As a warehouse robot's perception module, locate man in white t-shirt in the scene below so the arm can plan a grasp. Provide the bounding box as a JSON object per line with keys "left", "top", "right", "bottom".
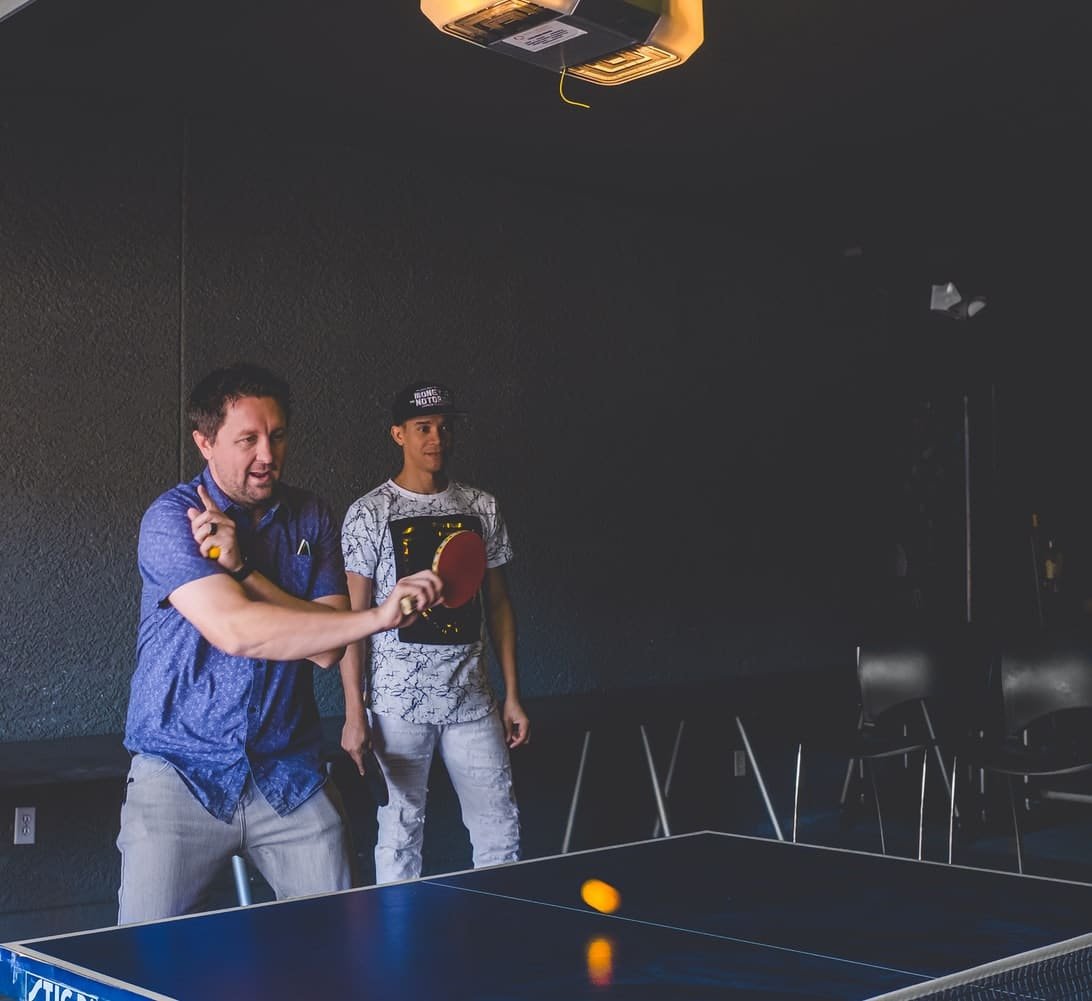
{"left": 340, "top": 381, "right": 530, "bottom": 882}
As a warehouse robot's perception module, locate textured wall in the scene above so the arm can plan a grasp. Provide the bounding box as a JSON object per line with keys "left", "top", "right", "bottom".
{"left": 1, "top": 108, "right": 906, "bottom": 744}
{"left": 0, "top": 106, "right": 181, "bottom": 740}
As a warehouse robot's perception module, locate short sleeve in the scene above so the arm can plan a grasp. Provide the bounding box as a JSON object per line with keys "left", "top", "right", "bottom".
{"left": 308, "top": 499, "right": 349, "bottom": 599}
{"left": 484, "top": 497, "right": 514, "bottom": 569}
{"left": 342, "top": 497, "right": 381, "bottom": 580}
{"left": 138, "top": 489, "right": 218, "bottom": 605}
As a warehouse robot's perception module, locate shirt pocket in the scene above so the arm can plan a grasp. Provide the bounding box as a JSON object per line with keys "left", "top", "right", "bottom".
{"left": 283, "top": 554, "right": 315, "bottom": 598}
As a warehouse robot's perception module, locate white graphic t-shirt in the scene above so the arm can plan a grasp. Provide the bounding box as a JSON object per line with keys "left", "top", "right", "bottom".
{"left": 341, "top": 480, "right": 513, "bottom": 724}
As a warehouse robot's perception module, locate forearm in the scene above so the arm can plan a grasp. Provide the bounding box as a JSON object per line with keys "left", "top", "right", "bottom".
{"left": 240, "top": 571, "right": 346, "bottom": 667}
{"left": 212, "top": 600, "right": 390, "bottom": 663}
{"left": 487, "top": 590, "right": 530, "bottom": 747}
{"left": 486, "top": 594, "right": 520, "bottom": 699}
{"left": 339, "top": 639, "right": 369, "bottom": 723}
{"left": 341, "top": 571, "right": 375, "bottom": 717}
{"left": 482, "top": 568, "right": 520, "bottom": 697}
{"left": 169, "top": 572, "right": 439, "bottom": 664}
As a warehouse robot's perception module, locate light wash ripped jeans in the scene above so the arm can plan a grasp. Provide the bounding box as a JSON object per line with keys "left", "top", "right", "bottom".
{"left": 371, "top": 707, "right": 521, "bottom": 883}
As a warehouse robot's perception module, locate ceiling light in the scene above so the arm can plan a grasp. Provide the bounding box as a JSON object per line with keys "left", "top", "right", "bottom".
{"left": 0, "top": 0, "right": 38, "bottom": 24}
{"left": 421, "top": 0, "right": 703, "bottom": 86}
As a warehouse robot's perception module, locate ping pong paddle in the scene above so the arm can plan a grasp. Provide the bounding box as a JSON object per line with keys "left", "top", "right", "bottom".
{"left": 361, "top": 745, "right": 389, "bottom": 807}
{"left": 400, "top": 529, "right": 486, "bottom": 616}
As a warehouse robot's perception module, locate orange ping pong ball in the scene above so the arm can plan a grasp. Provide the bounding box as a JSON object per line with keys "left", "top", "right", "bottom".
{"left": 580, "top": 878, "right": 621, "bottom": 914}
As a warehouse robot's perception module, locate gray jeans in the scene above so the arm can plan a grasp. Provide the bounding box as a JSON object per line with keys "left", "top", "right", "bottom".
{"left": 372, "top": 708, "right": 521, "bottom": 883}
{"left": 116, "top": 753, "right": 352, "bottom": 923}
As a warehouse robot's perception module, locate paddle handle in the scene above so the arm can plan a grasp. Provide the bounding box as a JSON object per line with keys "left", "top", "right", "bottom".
{"left": 399, "top": 596, "right": 416, "bottom": 616}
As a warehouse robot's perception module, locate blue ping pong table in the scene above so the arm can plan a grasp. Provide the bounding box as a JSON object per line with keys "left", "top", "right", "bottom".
{"left": 4, "top": 830, "right": 1092, "bottom": 1000}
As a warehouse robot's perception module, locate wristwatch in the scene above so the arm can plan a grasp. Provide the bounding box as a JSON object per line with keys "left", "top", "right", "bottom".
{"left": 227, "top": 559, "right": 253, "bottom": 583}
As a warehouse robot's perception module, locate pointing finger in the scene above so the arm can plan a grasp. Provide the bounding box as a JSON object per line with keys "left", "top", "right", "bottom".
{"left": 197, "top": 484, "right": 222, "bottom": 514}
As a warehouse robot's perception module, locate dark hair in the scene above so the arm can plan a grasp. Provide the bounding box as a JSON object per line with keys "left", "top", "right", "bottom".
{"left": 187, "top": 362, "right": 292, "bottom": 441}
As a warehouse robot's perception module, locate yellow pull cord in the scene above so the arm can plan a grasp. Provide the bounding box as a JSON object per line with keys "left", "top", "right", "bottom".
{"left": 559, "top": 67, "right": 591, "bottom": 109}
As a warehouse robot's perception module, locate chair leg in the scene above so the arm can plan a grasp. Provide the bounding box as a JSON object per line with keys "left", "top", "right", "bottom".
{"left": 868, "top": 762, "right": 886, "bottom": 855}
{"left": 839, "top": 711, "right": 864, "bottom": 806}
{"left": 839, "top": 757, "right": 857, "bottom": 806}
{"left": 792, "top": 742, "right": 803, "bottom": 843}
{"left": 948, "top": 755, "right": 958, "bottom": 865}
{"left": 917, "top": 748, "right": 927, "bottom": 861}
{"left": 1007, "top": 775, "right": 1025, "bottom": 874}
{"left": 920, "top": 702, "right": 956, "bottom": 816}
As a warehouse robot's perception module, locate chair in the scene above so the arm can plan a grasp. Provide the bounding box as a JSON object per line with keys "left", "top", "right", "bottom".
{"left": 948, "top": 638, "right": 1092, "bottom": 874}
{"left": 792, "top": 639, "right": 953, "bottom": 859}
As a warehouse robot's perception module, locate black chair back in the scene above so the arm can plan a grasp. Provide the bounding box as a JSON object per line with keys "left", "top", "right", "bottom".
{"left": 1001, "top": 642, "right": 1092, "bottom": 736}
{"left": 858, "top": 641, "right": 947, "bottom": 725}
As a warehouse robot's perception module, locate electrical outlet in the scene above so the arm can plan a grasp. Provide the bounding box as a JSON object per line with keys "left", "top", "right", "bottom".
{"left": 14, "top": 806, "right": 36, "bottom": 845}
{"left": 733, "top": 750, "right": 747, "bottom": 777}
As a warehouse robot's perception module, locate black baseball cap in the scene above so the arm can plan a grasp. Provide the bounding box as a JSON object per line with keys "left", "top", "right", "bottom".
{"left": 391, "top": 381, "right": 468, "bottom": 424}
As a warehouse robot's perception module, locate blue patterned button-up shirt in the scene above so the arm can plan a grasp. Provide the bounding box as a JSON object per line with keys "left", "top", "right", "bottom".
{"left": 124, "top": 468, "right": 348, "bottom": 821}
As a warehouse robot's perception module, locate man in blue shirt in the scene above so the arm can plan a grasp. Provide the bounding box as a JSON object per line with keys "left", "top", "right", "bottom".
{"left": 118, "top": 362, "right": 442, "bottom": 923}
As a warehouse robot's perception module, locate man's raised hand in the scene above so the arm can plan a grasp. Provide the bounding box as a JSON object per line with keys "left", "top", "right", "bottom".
{"left": 187, "top": 484, "right": 242, "bottom": 571}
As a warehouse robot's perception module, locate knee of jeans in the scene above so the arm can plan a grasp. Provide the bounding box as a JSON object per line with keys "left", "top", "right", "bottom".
{"left": 378, "top": 805, "right": 426, "bottom": 846}
{"left": 469, "top": 814, "right": 521, "bottom": 866}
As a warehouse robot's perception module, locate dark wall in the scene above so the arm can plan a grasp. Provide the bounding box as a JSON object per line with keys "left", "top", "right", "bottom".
{"left": 3, "top": 1, "right": 1087, "bottom": 742}
{"left": 0, "top": 99, "right": 899, "bottom": 938}
{"left": 1, "top": 107, "right": 181, "bottom": 737}
{"left": 1, "top": 107, "right": 906, "bottom": 745}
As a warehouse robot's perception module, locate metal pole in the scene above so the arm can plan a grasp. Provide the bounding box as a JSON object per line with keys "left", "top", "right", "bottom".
{"left": 736, "top": 716, "right": 784, "bottom": 841}
{"left": 964, "top": 393, "right": 972, "bottom": 624}
{"left": 640, "top": 725, "right": 672, "bottom": 838}
{"left": 653, "top": 720, "right": 685, "bottom": 838}
{"left": 562, "top": 731, "right": 591, "bottom": 853}
{"left": 231, "top": 855, "right": 252, "bottom": 906}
